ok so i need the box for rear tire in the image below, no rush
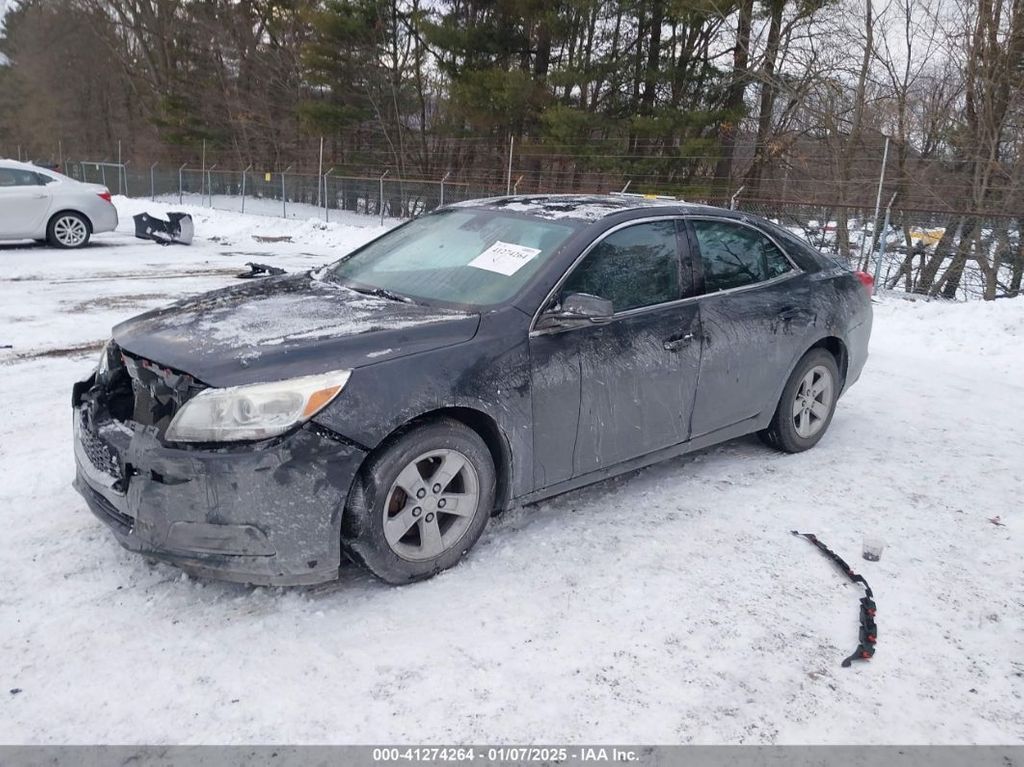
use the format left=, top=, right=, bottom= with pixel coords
left=342, top=418, right=496, bottom=584
left=47, top=212, right=91, bottom=249
left=758, top=349, right=840, bottom=453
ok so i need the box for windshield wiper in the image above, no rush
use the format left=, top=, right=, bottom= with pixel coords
left=347, top=284, right=414, bottom=304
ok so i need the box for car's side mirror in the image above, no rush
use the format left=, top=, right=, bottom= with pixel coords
left=537, top=292, right=614, bottom=329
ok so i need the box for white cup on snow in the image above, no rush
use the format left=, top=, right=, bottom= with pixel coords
left=862, top=537, right=885, bottom=562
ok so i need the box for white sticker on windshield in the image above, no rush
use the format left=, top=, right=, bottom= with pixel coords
left=467, top=241, right=542, bottom=276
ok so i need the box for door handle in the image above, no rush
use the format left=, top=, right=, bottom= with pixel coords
left=662, top=333, right=694, bottom=352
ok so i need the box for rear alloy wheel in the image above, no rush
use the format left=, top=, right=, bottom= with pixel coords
left=47, top=212, right=91, bottom=249
left=759, top=349, right=840, bottom=453
left=342, top=418, right=496, bottom=584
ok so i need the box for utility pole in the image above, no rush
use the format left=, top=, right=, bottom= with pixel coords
left=860, top=135, right=890, bottom=269
left=873, top=192, right=898, bottom=288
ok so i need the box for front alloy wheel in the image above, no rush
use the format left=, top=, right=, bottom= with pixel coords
left=343, top=418, right=496, bottom=584
left=383, top=449, right=481, bottom=561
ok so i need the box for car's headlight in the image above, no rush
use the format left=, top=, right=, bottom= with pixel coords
left=165, top=370, right=351, bottom=443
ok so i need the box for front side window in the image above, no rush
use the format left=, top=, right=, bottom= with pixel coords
left=562, top=220, right=682, bottom=312
left=693, top=220, right=792, bottom=293
left=328, top=209, right=577, bottom=307
left=0, top=168, right=44, bottom=187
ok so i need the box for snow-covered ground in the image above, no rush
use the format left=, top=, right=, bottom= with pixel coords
left=0, top=199, right=1021, bottom=745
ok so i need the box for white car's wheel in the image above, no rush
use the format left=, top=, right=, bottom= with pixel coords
left=47, top=212, right=91, bottom=249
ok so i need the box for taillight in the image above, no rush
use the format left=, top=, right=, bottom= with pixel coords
left=854, top=271, right=874, bottom=296
left=98, top=191, right=112, bottom=203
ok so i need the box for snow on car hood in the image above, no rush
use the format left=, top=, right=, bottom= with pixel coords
left=112, top=273, right=480, bottom=387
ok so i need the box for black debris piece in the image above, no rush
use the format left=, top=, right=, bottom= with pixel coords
left=133, top=212, right=194, bottom=245
left=792, top=531, right=878, bottom=668
left=236, top=262, right=286, bottom=279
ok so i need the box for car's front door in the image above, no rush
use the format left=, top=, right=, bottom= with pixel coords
left=0, top=168, right=52, bottom=237
left=686, top=217, right=815, bottom=438
left=529, top=218, right=703, bottom=486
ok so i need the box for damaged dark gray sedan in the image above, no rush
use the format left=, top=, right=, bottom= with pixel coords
left=73, top=195, right=873, bottom=585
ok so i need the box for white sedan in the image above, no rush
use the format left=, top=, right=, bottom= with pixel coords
left=0, top=159, right=118, bottom=248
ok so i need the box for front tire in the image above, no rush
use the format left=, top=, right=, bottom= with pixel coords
left=342, top=418, right=496, bottom=584
left=759, top=349, right=840, bottom=453
left=47, top=212, right=91, bottom=249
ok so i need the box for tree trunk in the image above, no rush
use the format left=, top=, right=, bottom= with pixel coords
left=1009, top=219, right=1024, bottom=297
left=915, top=219, right=961, bottom=294
left=935, top=218, right=979, bottom=299
left=835, top=0, right=874, bottom=258
left=744, top=0, right=784, bottom=200
left=713, top=0, right=754, bottom=196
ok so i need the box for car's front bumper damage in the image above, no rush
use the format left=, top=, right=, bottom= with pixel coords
left=72, top=369, right=367, bottom=586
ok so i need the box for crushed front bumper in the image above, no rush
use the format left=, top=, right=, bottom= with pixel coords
left=72, top=379, right=367, bottom=586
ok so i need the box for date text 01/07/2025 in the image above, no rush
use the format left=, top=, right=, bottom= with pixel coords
left=371, top=746, right=641, bottom=762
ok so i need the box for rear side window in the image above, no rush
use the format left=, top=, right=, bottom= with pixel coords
left=0, top=168, right=45, bottom=187
left=765, top=222, right=830, bottom=271
left=563, top=220, right=682, bottom=312
left=692, top=220, right=792, bottom=293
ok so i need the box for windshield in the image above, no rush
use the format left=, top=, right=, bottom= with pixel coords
left=329, top=209, right=577, bottom=307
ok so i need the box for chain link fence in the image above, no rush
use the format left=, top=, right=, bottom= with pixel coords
left=732, top=201, right=1023, bottom=302
left=67, top=161, right=505, bottom=223
left=64, top=160, right=1022, bottom=302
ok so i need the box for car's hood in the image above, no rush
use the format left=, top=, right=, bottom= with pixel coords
left=113, top=273, right=480, bottom=387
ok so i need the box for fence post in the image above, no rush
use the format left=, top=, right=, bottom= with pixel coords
left=178, top=163, right=187, bottom=205
left=150, top=162, right=158, bottom=201
left=317, top=136, right=324, bottom=208
left=505, top=135, right=514, bottom=195
left=121, top=162, right=130, bottom=197
left=440, top=171, right=451, bottom=209
left=873, top=192, right=898, bottom=288
left=323, top=167, right=335, bottom=222
left=379, top=170, right=390, bottom=226
left=206, top=164, right=217, bottom=207
left=730, top=185, right=745, bottom=210
left=281, top=165, right=292, bottom=218
left=241, top=164, right=252, bottom=214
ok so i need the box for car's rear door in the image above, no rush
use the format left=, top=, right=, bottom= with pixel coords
left=529, top=218, right=702, bottom=485
left=685, top=216, right=816, bottom=438
left=0, top=167, right=52, bottom=237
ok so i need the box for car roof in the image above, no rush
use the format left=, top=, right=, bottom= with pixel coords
left=0, top=158, right=59, bottom=174
left=451, top=193, right=747, bottom=224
